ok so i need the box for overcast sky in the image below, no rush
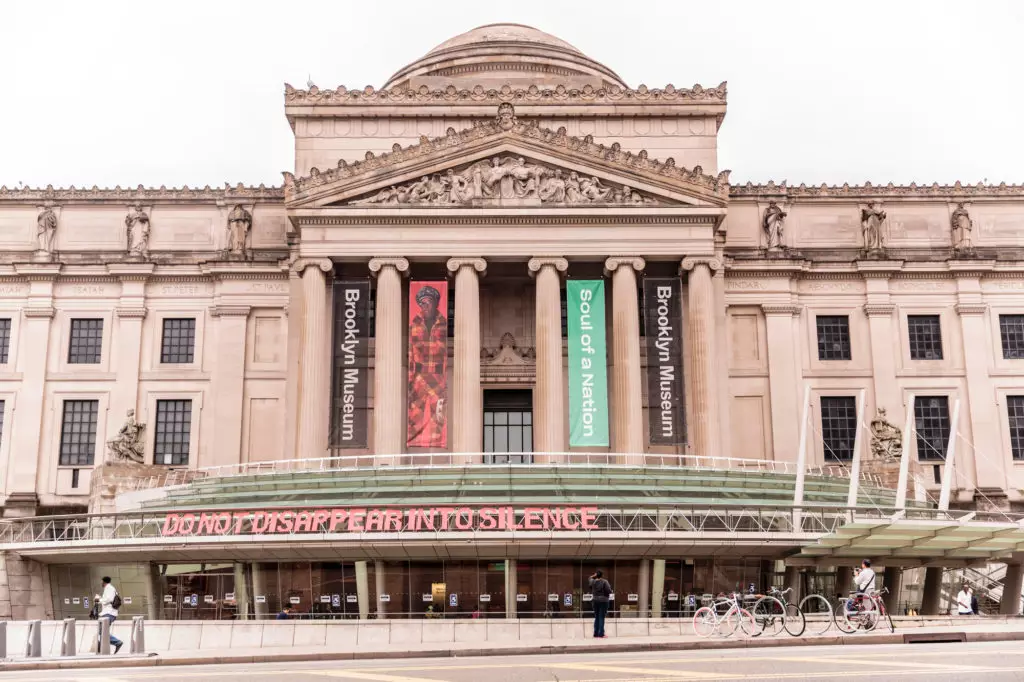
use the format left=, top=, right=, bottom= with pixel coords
left=2, top=1, right=1022, bottom=188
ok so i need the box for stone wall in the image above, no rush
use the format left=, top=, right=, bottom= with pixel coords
left=0, top=552, right=53, bottom=620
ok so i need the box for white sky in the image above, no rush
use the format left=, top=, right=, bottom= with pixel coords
left=2, top=0, right=1022, bottom=188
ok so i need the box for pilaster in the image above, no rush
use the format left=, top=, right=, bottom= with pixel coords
left=762, top=303, right=802, bottom=461
left=209, top=304, right=251, bottom=467
left=108, top=263, right=155, bottom=445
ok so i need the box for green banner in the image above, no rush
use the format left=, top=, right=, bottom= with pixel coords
left=567, top=280, right=609, bottom=447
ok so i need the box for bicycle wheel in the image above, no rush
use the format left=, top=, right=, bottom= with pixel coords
left=726, top=607, right=756, bottom=637
left=859, top=600, right=880, bottom=632
left=692, top=606, right=717, bottom=638
left=783, top=602, right=805, bottom=637
left=751, top=596, right=786, bottom=637
left=799, top=594, right=834, bottom=636
left=834, top=599, right=856, bottom=634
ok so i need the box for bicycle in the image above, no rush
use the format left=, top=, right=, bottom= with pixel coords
left=835, top=587, right=894, bottom=633
left=692, top=592, right=756, bottom=638
left=751, top=587, right=802, bottom=637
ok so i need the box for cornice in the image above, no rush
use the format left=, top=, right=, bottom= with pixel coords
left=955, top=303, right=988, bottom=316
left=0, top=184, right=284, bottom=204
left=948, top=260, right=997, bottom=278
left=730, top=180, right=1024, bottom=200
left=284, top=81, right=728, bottom=107
left=210, top=305, right=252, bottom=318
left=761, top=303, right=802, bottom=316
left=284, top=105, right=730, bottom=202
left=23, top=307, right=55, bottom=319
left=200, top=262, right=290, bottom=279
left=855, top=260, right=904, bottom=277
left=115, top=307, right=147, bottom=319
left=292, top=215, right=717, bottom=227
left=863, top=304, right=896, bottom=317
left=13, top=263, right=62, bottom=280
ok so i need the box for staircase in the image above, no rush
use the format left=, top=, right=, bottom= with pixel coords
left=940, top=565, right=1017, bottom=614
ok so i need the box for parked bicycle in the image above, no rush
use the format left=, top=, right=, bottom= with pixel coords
left=751, top=587, right=801, bottom=637
left=835, top=587, right=895, bottom=633
left=692, top=592, right=756, bottom=638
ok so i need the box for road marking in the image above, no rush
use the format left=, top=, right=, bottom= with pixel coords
left=777, top=654, right=994, bottom=672
left=548, top=662, right=724, bottom=679
left=308, top=671, right=446, bottom=681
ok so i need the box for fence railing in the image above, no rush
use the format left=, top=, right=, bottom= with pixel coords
left=119, top=452, right=884, bottom=493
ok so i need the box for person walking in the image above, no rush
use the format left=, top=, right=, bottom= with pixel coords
left=956, top=584, right=973, bottom=615
left=970, top=587, right=980, bottom=616
left=96, top=576, right=123, bottom=654
left=589, top=570, right=612, bottom=638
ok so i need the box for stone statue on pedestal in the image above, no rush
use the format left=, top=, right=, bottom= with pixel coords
left=107, top=409, right=146, bottom=464
left=226, top=204, right=252, bottom=255
left=870, top=407, right=902, bottom=462
left=125, top=205, right=150, bottom=258
left=36, top=205, right=58, bottom=254
left=762, top=200, right=787, bottom=250
left=951, top=203, right=974, bottom=253
left=861, top=202, right=887, bottom=253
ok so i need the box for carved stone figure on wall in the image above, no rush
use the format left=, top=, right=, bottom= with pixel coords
left=227, top=204, right=253, bottom=254
left=125, top=204, right=150, bottom=257
left=870, top=407, right=902, bottom=462
left=762, top=200, right=787, bottom=250
left=107, top=409, right=146, bottom=464
left=36, top=205, right=57, bottom=253
left=951, top=202, right=974, bottom=252
left=861, top=202, right=887, bottom=253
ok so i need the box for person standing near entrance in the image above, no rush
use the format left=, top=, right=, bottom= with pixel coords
left=589, top=570, right=612, bottom=638
left=957, top=584, right=973, bottom=615
left=96, top=576, right=123, bottom=654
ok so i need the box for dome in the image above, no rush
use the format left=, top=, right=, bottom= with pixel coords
left=383, top=23, right=627, bottom=90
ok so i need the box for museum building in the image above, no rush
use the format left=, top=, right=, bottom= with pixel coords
left=2, top=24, right=1024, bottom=622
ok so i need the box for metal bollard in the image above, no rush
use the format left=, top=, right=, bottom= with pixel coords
left=24, top=620, right=42, bottom=658
left=61, top=618, right=76, bottom=656
left=97, top=618, right=110, bottom=655
left=130, top=616, right=145, bottom=654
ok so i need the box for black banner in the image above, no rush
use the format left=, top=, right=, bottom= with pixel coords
left=330, top=280, right=370, bottom=448
left=644, top=278, right=686, bottom=445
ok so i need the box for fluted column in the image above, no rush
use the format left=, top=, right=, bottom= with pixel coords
left=681, top=257, right=723, bottom=459
left=296, top=258, right=333, bottom=459
left=446, top=258, right=487, bottom=456
left=528, top=257, right=569, bottom=456
left=369, top=258, right=410, bottom=459
left=605, top=257, right=646, bottom=458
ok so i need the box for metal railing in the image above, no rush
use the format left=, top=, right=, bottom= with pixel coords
left=120, top=452, right=884, bottom=493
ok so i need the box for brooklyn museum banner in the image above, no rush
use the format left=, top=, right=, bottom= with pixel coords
left=567, top=279, right=609, bottom=447
left=407, top=281, right=449, bottom=447
left=643, top=278, right=686, bottom=444
left=330, top=280, right=370, bottom=448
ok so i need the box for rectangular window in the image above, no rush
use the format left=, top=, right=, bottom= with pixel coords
left=447, top=289, right=456, bottom=338
left=1000, top=315, right=1024, bottom=360
left=155, top=399, right=192, bottom=465
left=914, top=396, right=951, bottom=461
left=1009, top=397, right=1024, bottom=461
left=59, top=400, right=99, bottom=466
left=0, top=399, right=5, bottom=447
left=68, top=318, right=103, bottom=364
left=160, top=318, right=196, bottom=364
left=0, top=318, right=10, bottom=364
left=907, top=315, right=943, bottom=360
left=816, top=315, right=851, bottom=361
left=820, top=397, right=857, bottom=461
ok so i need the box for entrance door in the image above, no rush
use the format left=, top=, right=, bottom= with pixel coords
left=483, top=389, right=533, bottom=463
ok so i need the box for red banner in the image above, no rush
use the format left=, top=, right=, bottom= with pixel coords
left=407, top=281, right=448, bottom=447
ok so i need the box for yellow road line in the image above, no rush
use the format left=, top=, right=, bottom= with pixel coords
left=307, top=671, right=445, bottom=682
left=549, top=662, right=723, bottom=679
left=765, top=654, right=994, bottom=672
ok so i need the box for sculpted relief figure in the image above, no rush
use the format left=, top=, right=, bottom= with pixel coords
left=350, top=155, right=654, bottom=207
left=36, top=205, right=58, bottom=253
left=870, top=407, right=902, bottom=462
left=950, top=202, right=974, bottom=252
left=227, top=204, right=253, bottom=254
left=762, top=200, right=787, bottom=250
left=107, top=409, right=146, bottom=464
left=861, top=201, right=887, bottom=252
left=125, top=204, right=150, bottom=257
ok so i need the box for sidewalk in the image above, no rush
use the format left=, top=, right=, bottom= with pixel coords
left=3, top=620, right=1023, bottom=672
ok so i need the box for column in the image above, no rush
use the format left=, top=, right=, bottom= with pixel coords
left=252, top=563, right=269, bottom=619
left=234, top=562, right=251, bottom=620
left=651, top=559, right=666, bottom=618
left=784, top=565, right=803, bottom=604
left=604, top=257, right=645, bottom=457
left=145, top=563, right=162, bottom=621
left=446, top=258, right=486, bottom=455
left=762, top=304, right=802, bottom=461
left=681, top=257, right=723, bottom=459
left=637, top=558, right=651, bottom=618
left=355, top=560, right=369, bottom=620
left=920, top=566, right=943, bottom=615
left=528, top=258, right=569, bottom=455
left=210, top=304, right=250, bottom=467
left=374, top=560, right=387, bottom=619
left=505, top=559, right=517, bottom=619
left=882, top=566, right=902, bottom=615
left=295, top=259, right=333, bottom=459
left=369, top=258, right=409, bottom=458
left=1000, top=562, right=1023, bottom=615
left=835, top=566, right=853, bottom=597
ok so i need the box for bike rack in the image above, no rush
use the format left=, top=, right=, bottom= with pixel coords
left=24, top=620, right=41, bottom=658
left=60, top=618, right=76, bottom=656
left=96, top=618, right=110, bottom=655
left=129, top=616, right=145, bottom=654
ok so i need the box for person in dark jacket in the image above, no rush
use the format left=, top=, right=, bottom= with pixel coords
left=588, top=570, right=612, bottom=638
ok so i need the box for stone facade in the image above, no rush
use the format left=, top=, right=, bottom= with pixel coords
left=1, top=23, right=1024, bottom=515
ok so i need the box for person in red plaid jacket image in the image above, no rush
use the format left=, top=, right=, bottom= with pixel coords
left=407, top=282, right=448, bottom=447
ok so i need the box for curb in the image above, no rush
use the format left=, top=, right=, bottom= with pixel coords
left=0, top=630, right=1014, bottom=671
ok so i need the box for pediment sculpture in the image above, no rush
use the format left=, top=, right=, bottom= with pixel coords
left=481, top=333, right=535, bottom=365
left=349, top=156, right=659, bottom=207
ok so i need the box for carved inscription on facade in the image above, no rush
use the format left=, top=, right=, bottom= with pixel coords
left=249, top=282, right=288, bottom=294
left=727, top=280, right=767, bottom=291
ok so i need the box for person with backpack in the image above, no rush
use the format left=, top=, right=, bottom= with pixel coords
left=588, top=570, right=612, bottom=638
left=96, top=576, right=123, bottom=653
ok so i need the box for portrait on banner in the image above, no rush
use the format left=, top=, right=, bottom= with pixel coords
left=407, top=281, right=449, bottom=447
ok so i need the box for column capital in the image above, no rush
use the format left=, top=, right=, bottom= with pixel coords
left=446, top=257, right=487, bottom=275
left=761, top=303, right=802, bottom=317
left=292, top=258, right=333, bottom=275
left=603, top=256, right=645, bottom=276
left=115, top=307, right=148, bottom=319
left=863, top=303, right=896, bottom=317
left=955, top=303, right=988, bottom=316
left=211, top=304, right=252, bottom=317
left=680, top=256, right=723, bottom=273
left=368, top=257, right=410, bottom=276
left=528, top=257, right=569, bottom=277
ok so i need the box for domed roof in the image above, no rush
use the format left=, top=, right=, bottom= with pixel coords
left=383, top=23, right=627, bottom=90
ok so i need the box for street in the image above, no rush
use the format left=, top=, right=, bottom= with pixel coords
left=3, top=641, right=1024, bottom=681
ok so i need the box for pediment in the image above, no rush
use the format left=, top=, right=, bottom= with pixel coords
left=284, top=104, right=730, bottom=209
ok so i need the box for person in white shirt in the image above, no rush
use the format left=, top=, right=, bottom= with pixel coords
left=956, top=584, right=973, bottom=615
left=96, top=576, right=123, bottom=653
left=854, top=559, right=876, bottom=596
